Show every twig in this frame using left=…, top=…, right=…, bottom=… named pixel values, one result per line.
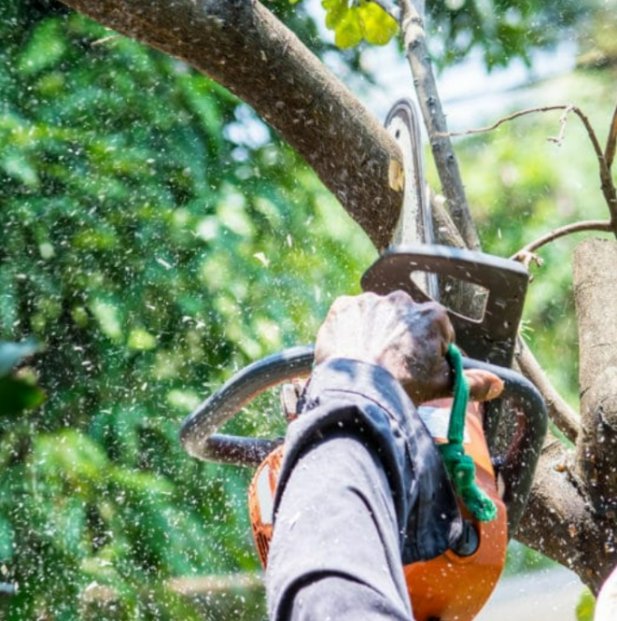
left=399, top=0, right=480, bottom=250
left=516, top=340, right=579, bottom=443
left=511, top=220, right=613, bottom=260
left=430, top=191, right=466, bottom=249
left=81, top=573, right=264, bottom=604
left=168, top=573, right=263, bottom=595
left=443, top=104, right=617, bottom=236
left=91, top=34, right=121, bottom=46
left=547, top=105, right=574, bottom=146
left=605, top=102, right=617, bottom=170
left=443, top=105, right=573, bottom=138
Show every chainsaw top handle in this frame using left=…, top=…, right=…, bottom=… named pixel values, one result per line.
left=180, top=346, right=546, bottom=535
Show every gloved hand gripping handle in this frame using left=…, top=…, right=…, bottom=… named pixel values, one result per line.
left=180, top=346, right=546, bottom=534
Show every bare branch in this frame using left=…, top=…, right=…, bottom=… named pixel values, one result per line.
left=82, top=573, right=264, bottom=604
left=399, top=0, right=480, bottom=250
left=547, top=105, right=574, bottom=146
left=516, top=340, right=579, bottom=443
left=445, top=105, right=573, bottom=138
left=59, top=0, right=405, bottom=250
left=168, top=573, right=263, bottom=595
left=429, top=192, right=466, bottom=249
left=444, top=104, right=617, bottom=235
left=606, top=102, right=617, bottom=170
left=511, top=220, right=613, bottom=259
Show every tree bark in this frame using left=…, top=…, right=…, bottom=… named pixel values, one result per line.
left=401, top=0, right=480, bottom=250
left=514, top=438, right=617, bottom=593
left=574, top=239, right=617, bottom=516
left=59, top=0, right=404, bottom=250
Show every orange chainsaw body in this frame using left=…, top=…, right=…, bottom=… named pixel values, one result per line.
left=248, top=400, right=507, bottom=621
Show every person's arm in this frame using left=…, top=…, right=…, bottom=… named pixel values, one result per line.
left=266, top=291, right=501, bottom=621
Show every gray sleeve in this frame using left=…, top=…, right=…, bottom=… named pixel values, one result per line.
left=265, top=358, right=462, bottom=621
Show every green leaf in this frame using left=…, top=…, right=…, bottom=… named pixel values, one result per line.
left=359, top=1, right=399, bottom=45
left=18, top=19, right=67, bottom=76
left=33, top=430, right=110, bottom=486
left=1, top=152, right=39, bottom=187
left=322, top=0, right=348, bottom=30
left=576, top=588, right=595, bottom=621
left=0, top=377, right=45, bottom=415
left=90, top=299, right=123, bottom=342
left=0, top=515, right=14, bottom=562
left=127, top=328, right=157, bottom=351
left=0, top=340, right=39, bottom=377
left=335, top=7, right=363, bottom=48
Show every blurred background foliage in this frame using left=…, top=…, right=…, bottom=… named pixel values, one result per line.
left=0, top=0, right=614, bottom=618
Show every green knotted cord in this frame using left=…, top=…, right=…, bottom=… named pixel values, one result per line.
left=438, top=343, right=497, bottom=522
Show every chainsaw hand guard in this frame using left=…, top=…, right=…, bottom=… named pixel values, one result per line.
left=180, top=346, right=546, bottom=535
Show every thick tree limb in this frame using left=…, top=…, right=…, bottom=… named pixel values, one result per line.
left=58, top=0, right=405, bottom=250
left=514, top=439, right=617, bottom=593
left=400, top=0, right=480, bottom=250
left=574, top=239, right=617, bottom=515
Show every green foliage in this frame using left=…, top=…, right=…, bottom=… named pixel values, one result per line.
left=0, top=341, right=45, bottom=416
left=295, top=0, right=587, bottom=69
left=503, top=541, right=556, bottom=576
left=576, top=587, right=596, bottom=621
left=426, top=0, right=584, bottom=70
left=0, top=2, right=374, bottom=618
left=321, top=0, right=398, bottom=49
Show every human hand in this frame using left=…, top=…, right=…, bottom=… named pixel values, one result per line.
left=314, top=291, right=503, bottom=404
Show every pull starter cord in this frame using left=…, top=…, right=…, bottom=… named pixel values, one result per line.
left=439, top=343, right=497, bottom=522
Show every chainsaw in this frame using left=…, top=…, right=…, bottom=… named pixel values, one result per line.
left=180, top=100, right=547, bottom=621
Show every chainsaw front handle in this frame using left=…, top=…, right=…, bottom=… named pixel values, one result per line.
left=180, top=346, right=314, bottom=466
left=180, top=346, right=546, bottom=535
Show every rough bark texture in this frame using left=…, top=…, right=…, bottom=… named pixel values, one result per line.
left=59, top=0, right=404, bottom=250
left=514, top=240, right=617, bottom=593
left=402, top=0, right=480, bottom=250
left=514, top=437, right=617, bottom=592
left=574, top=240, right=617, bottom=516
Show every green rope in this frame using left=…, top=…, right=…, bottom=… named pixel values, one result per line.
left=438, top=343, right=497, bottom=522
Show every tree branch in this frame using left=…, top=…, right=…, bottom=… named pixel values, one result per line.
left=511, top=220, right=613, bottom=260
left=574, top=239, right=617, bottom=515
left=445, top=104, right=617, bottom=236
left=399, top=0, right=480, bottom=250
left=59, top=0, right=405, bottom=250
left=514, top=438, right=617, bottom=593
left=606, top=102, right=617, bottom=171
left=515, top=340, right=580, bottom=443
